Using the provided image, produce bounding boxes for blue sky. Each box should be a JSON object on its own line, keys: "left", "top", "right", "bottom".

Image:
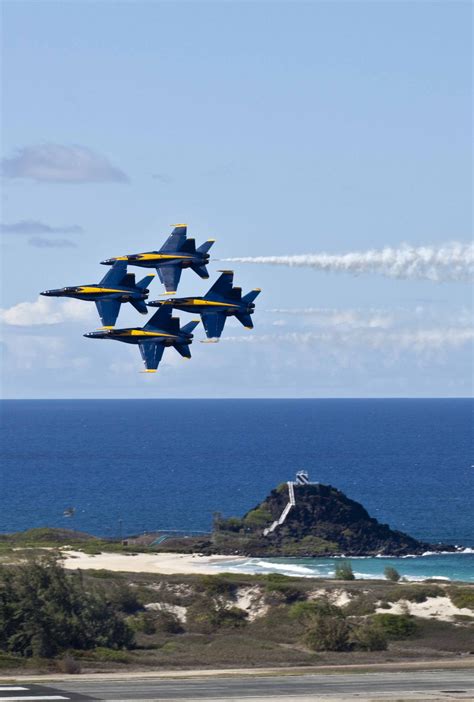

{"left": 1, "top": 1, "right": 472, "bottom": 398}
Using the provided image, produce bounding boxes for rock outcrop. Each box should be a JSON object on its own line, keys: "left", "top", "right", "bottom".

{"left": 212, "top": 482, "right": 455, "bottom": 557}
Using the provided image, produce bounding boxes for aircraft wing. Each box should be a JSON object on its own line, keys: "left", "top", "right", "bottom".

{"left": 201, "top": 312, "right": 227, "bottom": 340}
{"left": 206, "top": 271, "right": 234, "bottom": 298}
{"left": 139, "top": 342, "right": 165, "bottom": 371}
{"left": 95, "top": 299, "right": 121, "bottom": 327}
{"left": 160, "top": 225, "right": 187, "bottom": 252}
{"left": 157, "top": 265, "right": 182, "bottom": 293}
{"left": 99, "top": 260, "right": 128, "bottom": 286}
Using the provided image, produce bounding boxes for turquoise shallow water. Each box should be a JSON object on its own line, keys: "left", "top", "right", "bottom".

{"left": 215, "top": 553, "right": 474, "bottom": 582}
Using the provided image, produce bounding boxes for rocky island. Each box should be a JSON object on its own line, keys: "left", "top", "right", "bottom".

{"left": 211, "top": 478, "right": 455, "bottom": 557}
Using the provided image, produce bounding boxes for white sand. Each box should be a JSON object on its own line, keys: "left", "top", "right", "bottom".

{"left": 60, "top": 550, "right": 243, "bottom": 575}
{"left": 375, "top": 596, "right": 474, "bottom": 622}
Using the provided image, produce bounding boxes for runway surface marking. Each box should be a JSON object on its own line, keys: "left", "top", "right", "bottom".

{"left": 0, "top": 685, "right": 96, "bottom": 702}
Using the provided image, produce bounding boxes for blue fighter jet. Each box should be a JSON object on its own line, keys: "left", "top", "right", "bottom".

{"left": 84, "top": 306, "right": 199, "bottom": 372}
{"left": 100, "top": 225, "right": 214, "bottom": 294}
{"left": 40, "top": 261, "right": 154, "bottom": 328}
{"left": 147, "top": 270, "right": 261, "bottom": 341}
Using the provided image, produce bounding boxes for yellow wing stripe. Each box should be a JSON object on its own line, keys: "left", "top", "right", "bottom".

{"left": 77, "top": 287, "right": 125, "bottom": 294}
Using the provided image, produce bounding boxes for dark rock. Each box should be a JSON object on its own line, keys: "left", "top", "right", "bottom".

{"left": 212, "top": 482, "right": 456, "bottom": 557}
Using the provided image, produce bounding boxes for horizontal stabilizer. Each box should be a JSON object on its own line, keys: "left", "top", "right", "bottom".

{"left": 136, "top": 274, "right": 155, "bottom": 290}
{"left": 130, "top": 299, "right": 148, "bottom": 315}
{"left": 174, "top": 342, "right": 192, "bottom": 359}
{"left": 181, "top": 319, "right": 200, "bottom": 335}
{"left": 196, "top": 240, "right": 215, "bottom": 255}
{"left": 235, "top": 312, "right": 253, "bottom": 329}
{"left": 191, "top": 263, "right": 209, "bottom": 279}
{"left": 242, "top": 289, "right": 261, "bottom": 304}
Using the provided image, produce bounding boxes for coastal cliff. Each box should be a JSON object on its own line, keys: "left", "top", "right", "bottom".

{"left": 212, "top": 482, "right": 454, "bottom": 557}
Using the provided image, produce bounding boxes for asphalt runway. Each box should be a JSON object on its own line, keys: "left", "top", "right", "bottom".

{"left": 8, "top": 668, "right": 472, "bottom": 701}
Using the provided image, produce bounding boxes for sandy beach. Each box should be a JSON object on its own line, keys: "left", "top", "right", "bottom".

{"left": 60, "top": 550, "right": 244, "bottom": 575}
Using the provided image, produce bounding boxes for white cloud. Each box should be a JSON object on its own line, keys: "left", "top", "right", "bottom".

{"left": 0, "top": 296, "right": 93, "bottom": 326}
{"left": 1, "top": 143, "right": 128, "bottom": 183}
{"left": 223, "top": 327, "right": 474, "bottom": 352}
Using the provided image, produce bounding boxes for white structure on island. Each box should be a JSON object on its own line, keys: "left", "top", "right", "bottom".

{"left": 263, "top": 470, "right": 316, "bottom": 536}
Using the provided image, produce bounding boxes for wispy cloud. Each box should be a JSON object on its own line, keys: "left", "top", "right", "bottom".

{"left": 265, "top": 307, "right": 393, "bottom": 329}
{"left": 223, "top": 327, "right": 474, "bottom": 352}
{"left": 0, "top": 296, "right": 93, "bottom": 326}
{"left": 28, "top": 237, "right": 78, "bottom": 248}
{"left": 1, "top": 219, "right": 83, "bottom": 235}
{"left": 222, "top": 243, "right": 474, "bottom": 282}
{"left": 1, "top": 143, "right": 129, "bottom": 183}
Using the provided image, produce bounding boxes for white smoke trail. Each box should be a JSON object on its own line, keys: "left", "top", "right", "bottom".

{"left": 221, "top": 242, "right": 474, "bottom": 282}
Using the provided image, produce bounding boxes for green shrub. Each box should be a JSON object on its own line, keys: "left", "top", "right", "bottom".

{"left": 0, "top": 555, "right": 134, "bottom": 658}
{"left": 128, "top": 612, "right": 157, "bottom": 635}
{"left": 449, "top": 588, "right": 474, "bottom": 611}
{"left": 264, "top": 582, "right": 306, "bottom": 605}
{"left": 243, "top": 507, "right": 273, "bottom": 528}
{"left": 351, "top": 622, "right": 387, "bottom": 651}
{"left": 334, "top": 562, "right": 355, "bottom": 581}
{"left": 56, "top": 654, "right": 81, "bottom": 674}
{"left": 91, "top": 647, "right": 131, "bottom": 663}
{"left": 384, "top": 566, "right": 401, "bottom": 582}
{"left": 386, "top": 584, "right": 443, "bottom": 603}
{"left": 290, "top": 599, "right": 342, "bottom": 623}
{"left": 304, "top": 614, "right": 351, "bottom": 652}
{"left": 372, "top": 613, "right": 417, "bottom": 639}
{"left": 186, "top": 598, "right": 247, "bottom": 633}
{"left": 109, "top": 583, "right": 142, "bottom": 614}
{"left": 198, "top": 575, "right": 236, "bottom": 598}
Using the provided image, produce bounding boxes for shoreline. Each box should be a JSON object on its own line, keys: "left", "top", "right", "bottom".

{"left": 61, "top": 549, "right": 247, "bottom": 575}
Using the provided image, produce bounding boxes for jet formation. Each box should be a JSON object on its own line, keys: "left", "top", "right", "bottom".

{"left": 41, "top": 225, "right": 261, "bottom": 373}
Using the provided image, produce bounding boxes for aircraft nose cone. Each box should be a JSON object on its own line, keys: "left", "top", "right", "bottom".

{"left": 40, "top": 290, "right": 54, "bottom": 296}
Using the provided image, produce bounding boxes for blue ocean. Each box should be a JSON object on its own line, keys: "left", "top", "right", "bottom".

{"left": 1, "top": 399, "right": 473, "bottom": 581}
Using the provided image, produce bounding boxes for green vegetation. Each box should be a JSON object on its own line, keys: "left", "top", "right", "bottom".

{"left": 384, "top": 566, "right": 401, "bottom": 582}
{"left": 0, "top": 556, "right": 134, "bottom": 657}
{"left": 385, "top": 583, "right": 443, "bottom": 603}
{"left": 372, "top": 613, "right": 418, "bottom": 638}
{"left": 0, "top": 548, "right": 471, "bottom": 674}
{"left": 449, "top": 587, "right": 474, "bottom": 611}
{"left": 334, "top": 561, "right": 355, "bottom": 581}
{"left": 350, "top": 621, "right": 388, "bottom": 651}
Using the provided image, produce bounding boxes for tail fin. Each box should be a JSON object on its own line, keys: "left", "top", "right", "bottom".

{"left": 145, "top": 305, "right": 173, "bottom": 330}
{"left": 235, "top": 313, "right": 253, "bottom": 329}
{"left": 191, "top": 263, "right": 210, "bottom": 279}
{"left": 181, "top": 319, "right": 200, "bottom": 335}
{"left": 130, "top": 299, "right": 148, "bottom": 315}
{"left": 173, "top": 342, "right": 192, "bottom": 359}
{"left": 136, "top": 274, "right": 155, "bottom": 290}
{"left": 196, "top": 239, "right": 215, "bottom": 255}
{"left": 242, "top": 288, "right": 261, "bottom": 304}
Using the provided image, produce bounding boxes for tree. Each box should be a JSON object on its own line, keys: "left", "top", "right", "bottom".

{"left": 0, "top": 556, "right": 134, "bottom": 658}
{"left": 384, "top": 566, "right": 401, "bottom": 582}
{"left": 334, "top": 561, "right": 355, "bottom": 581}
